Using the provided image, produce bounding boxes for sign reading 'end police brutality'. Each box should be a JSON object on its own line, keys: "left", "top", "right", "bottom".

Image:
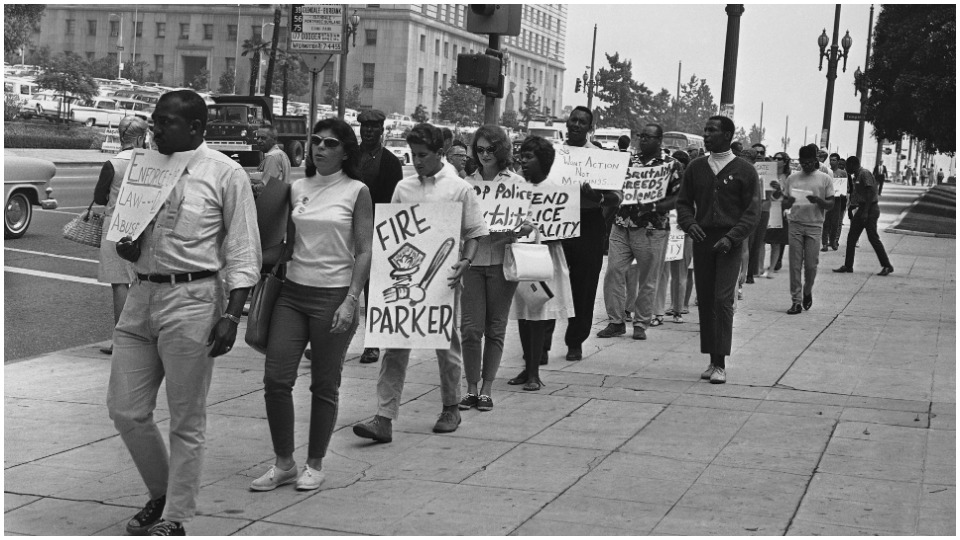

{"left": 106, "top": 149, "right": 192, "bottom": 242}
{"left": 290, "top": 4, "right": 343, "bottom": 53}
{"left": 366, "top": 203, "right": 462, "bottom": 349}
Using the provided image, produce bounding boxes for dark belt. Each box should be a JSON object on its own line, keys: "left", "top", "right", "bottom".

{"left": 136, "top": 270, "right": 217, "bottom": 284}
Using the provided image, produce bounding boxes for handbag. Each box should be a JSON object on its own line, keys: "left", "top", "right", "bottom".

{"left": 256, "top": 178, "right": 291, "bottom": 267}
{"left": 503, "top": 229, "right": 553, "bottom": 282}
{"left": 244, "top": 260, "right": 285, "bottom": 354}
{"left": 63, "top": 201, "right": 105, "bottom": 248}
{"left": 516, "top": 280, "right": 554, "bottom": 309}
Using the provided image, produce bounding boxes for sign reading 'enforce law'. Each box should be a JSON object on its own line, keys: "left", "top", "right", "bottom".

{"left": 105, "top": 149, "right": 192, "bottom": 242}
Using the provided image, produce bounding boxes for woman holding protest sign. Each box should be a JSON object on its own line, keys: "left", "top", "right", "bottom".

{"left": 764, "top": 152, "right": 791, "bottom": 276}
{"left": 459, "top": 125, "right": 526, "bottom": 412}
{"left": 507, "top": 136, "right": 575, "bottom": 391}
{"left": 251, "top": 118, "right": 373, "bottom": 492}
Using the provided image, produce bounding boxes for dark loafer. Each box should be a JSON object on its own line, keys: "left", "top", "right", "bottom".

{"left": 878, "top": 266, "right": 894, "bottom": 276}
{"left": 802, "top": 294, "right": 813, "bottom": 310}
{"left": 787, "top": 303, "right": 803, "bottom": 315}
{"left": 833, "top": 266, "right": 853, "bottom": 273}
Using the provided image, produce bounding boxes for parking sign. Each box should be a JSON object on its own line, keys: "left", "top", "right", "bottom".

{"left": 290, "top": 4, "right": 344, "bottom": 53}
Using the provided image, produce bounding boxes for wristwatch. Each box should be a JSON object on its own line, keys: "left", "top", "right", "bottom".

{"left": 221, "top": 313, "right": 241, "bottom": 324}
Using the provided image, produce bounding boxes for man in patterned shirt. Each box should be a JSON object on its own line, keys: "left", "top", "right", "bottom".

{"left": 598, "top": 123, "right": 683, "bottom": 341}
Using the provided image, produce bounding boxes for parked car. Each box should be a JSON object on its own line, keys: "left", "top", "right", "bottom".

{"left": 19, "top": 91, "right": 78, "bottom": 121}
{"left": 112, "top": 97, "right": 154, "bottom": 122}
{"left": 70, "top": 97, "right": 127, "bottom": 127}
{"left": 384, "top": 138, "right": 412, "bottom": 165}
{"left": 4, "top": 157, "right": 59, "bottom": 238}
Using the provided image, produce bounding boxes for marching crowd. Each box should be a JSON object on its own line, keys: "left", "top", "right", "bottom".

{"left": 92, "top": 89, "right": 892, "bottom": 535}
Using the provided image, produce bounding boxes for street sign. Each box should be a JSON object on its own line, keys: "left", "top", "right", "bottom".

{"left": 844, "top": 112, "right": 865, "bottom": 121}
{"left": 290, "top": 4, "right": 344, "bottom": 53}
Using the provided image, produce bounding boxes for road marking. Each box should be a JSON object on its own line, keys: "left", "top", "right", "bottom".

{"left": 4, "top": 247, "right": 99, "bottom": 264}
{"left": 4, "top": 266, "right": 108, "bottom": 287}
{"left": 39, "top": 209, "right": 85, "bottom": 216}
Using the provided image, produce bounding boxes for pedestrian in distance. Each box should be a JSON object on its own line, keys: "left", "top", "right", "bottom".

{"left": 447, "top": 140, "right": 469, "bottom": 178}
{"left": 250, "top": 125, "right": 291, "bottom": 200}
{"left": 834, "top": 155, "right": 894, "bottom": 276}
{"left": 676, "top": 115, "right": 760, "bottom": 384}
{"left": 874, "top": 163, "right": 888, "bottom": 196}
{"left": 93, "top": 115, "right": 149, "bottom": 355}
{"left": 937, "top": 168, "right": 945, "bottom": 185}
{"left": 617, "top": 134, "right": 632, "bottom": 152}
{"left": 777, "top": 144, "right": 834, "bottom": 314}
{"left": 250, "top": 125, "right": 294, "bottom": 278}
{"left": 459, "top": 125, "right": 525, "bottom": 412}
{"left": 672, "top": 149, "right": 697, "bottom": 314}
{"left": 352, "top": 123, "right": 488, "bottom": 443}
{"left": 507, "top": 136, "right": 576, "bottom": 391}
{"left": 251, "top": 118, "right": 373, "bottom": 493}
{"left": 736, "top": 147, "right": 760, "bottom": 298}
{"left": 108, "top": 90, "right": 262, "bottom": 536}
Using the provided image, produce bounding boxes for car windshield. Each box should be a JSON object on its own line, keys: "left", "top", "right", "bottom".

{"left": 384, "top": 140, "right": 406, "bottom": 147}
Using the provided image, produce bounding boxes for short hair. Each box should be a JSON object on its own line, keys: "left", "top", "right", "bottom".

{"left": 829, "top": 153, "right": 841, "bottom": 161}
{"left": 644, "top": 123, "right": 663, "bottom": 138}
{"left": 472, "top": 124, "right": 512, "bottom": 171}
{"left": 845, "top": 155, "right": 860, "bottom": 170}
{"left": 441, "top": 127, "right": 453, "bottom": 142}
{"left": 305, "top": 117, "right": 361, "bottom": 180}
{"left": 570, "top": 105, "right": 594, "bottom": 127}
{"left": 671, "top": 150, "right": 691, "bottom": 166}
{"left": 751, "top": 142, "right": 766, "bottom": 152}
{"left": 118, "top": 116, "right": 149, "bottom": 146}
{"left": 158, "top": 90, "right": 208, "bottom": 131}
{"left": 406, "top": 123, "right": 445, "bottom": 152}
{"left": 708, "top": 115, "right": 736, "bottom": 137}
{"left": 731, "top": 141, "right": 744, "bottom": 152}
{"left": 617, "top": 135, "right": 631, "bottom": 150}
{"left": 519, "top": 136, "right": 556, "bottom": 176}
{"left": 257, "top": 125, "right": 278, "bottom": 139}
{"left": 450, "top": 140, "right": 467, "bottom": 152}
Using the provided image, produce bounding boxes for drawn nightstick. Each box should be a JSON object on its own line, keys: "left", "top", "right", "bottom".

{"left": 383, "top": 237, "right": 456, "bottom": 304}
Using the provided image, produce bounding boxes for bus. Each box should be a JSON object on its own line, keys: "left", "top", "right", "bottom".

{"left": 662, "top": 131, "right": 705, "bottom": 155}
{"left": 592, "top": 128, "right": 631, "bottom": 150}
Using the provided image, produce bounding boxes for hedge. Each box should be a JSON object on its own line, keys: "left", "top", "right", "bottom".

{"left": 4, "top": 121, "right": 105, "bottom": 149}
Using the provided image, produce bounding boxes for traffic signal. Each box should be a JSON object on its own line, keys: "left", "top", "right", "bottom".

{"left": 457, "top": 53, "right": 503, "bottom": 98}
{"left": 466, "top": 4, "right": 522, "bottom": 35}
{"left": 575, "top": 78, "right": 582, "bottom": 93}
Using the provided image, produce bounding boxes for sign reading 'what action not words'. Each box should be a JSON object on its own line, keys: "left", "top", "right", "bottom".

{"left": 366, "top": 203, "right": 462, "bottom": 349}
{"left": 552, "top": 145, "right": 631, "bottom": 190}
{"left": 106, "top": 149, "right": 192, "bottom": 242}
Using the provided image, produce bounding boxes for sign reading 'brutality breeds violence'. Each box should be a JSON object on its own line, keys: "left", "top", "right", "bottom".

{"left": 621, "top": 161, "right": 671, "bottom": 205}
{"left": 551, "top": 145, "right": 631, "bottom": 190}
{"left": 106, "top": 149, "right": 192, "bottom": 242}
{"left": 366, "top": 203, "right": 462, "bottom": 349}
{"left": 467, "top": 179, "right": 581, "bottom": 240}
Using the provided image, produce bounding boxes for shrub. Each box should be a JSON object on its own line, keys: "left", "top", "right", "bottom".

{"left": 3, "top": 120, "right": 104, "bottom": 149}
{"left": 4, "top": 94, "right": 24, "bottom": 121}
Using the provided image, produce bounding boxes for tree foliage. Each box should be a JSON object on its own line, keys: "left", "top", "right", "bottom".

{"left": 4, "top": 5, "right": 45, "bottom": 59}
{"left": 241, "top": 35, "right": 268, "bottom": 96}
{"left": 324, "top": 82, "right": 362, "bottom": 109}
{"left": 187, "top": 68, "right": 210, "bottom": 91}
{"left": 122, "top": 60, "right": 149, "bottom": 84}
{"left": 519, "top": 79, "right": 541, "bottom": 126}
{"left": 500, "top": 109, "right": 520, "bottom": 130}
{"left": 864, "top": 4, "right": 955, "bottom": 153}
{"left": 412, "top": 104, "right": 429, "bottom": 123}
{"left": 88, "top": 57, "right": 119, "bottom": 80}
{"left": 218, "top": 70, "right": 236, "bottom": 94}
{"left": 438, "top": 73, "right": 483, "bottom": 125}
{"left": 674, "top": 75, "right": 717, "bottom": 134}
{"left": 748, "top": 124, "right": 766, "bottom": 146}
{"left": 734, "top": 127, "right": 749, "bottom": 146}
{"left": 34, "top": 52, "right": 98, "bottom": 123}
{"left": 593, "top": 53, "right": 654, "bottom": 132}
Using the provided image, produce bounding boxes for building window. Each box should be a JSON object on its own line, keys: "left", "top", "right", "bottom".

{"left": 433, "top": 71, "right": 438, "bottom": 96}
{"left": 554, "top": 74, "right": 558, "bottom": 88}
{"left": 419, "top": 34, "right": 425, "bottom": 52}
{"left": 203, "top": 24, "right": 214, "bottom": 40}
{"left": 156, "top": 22, "right": 165, "bottom": 38}
{"left": 417, "top": 68, "right": 424, "bottom": 94}
{"left": 443, "top": 42, "right": 448, "bottom": 58}
{"left": 365, "top": 29, "right": 377, "bottom": 45}
{"left": 442, "top": 73, "right": 447, "bottom": 90}
{"left": 252, "top": 25, "right": 261, "bottom": 38}
{"left": 228, "top": 24, "right": 237, "bottom": 39}
{"left": 452, "top": 44, "right": 457, "bottom": 57}
{"left": 225, "top": 57, "right": 235, "bottom": 74}
{"left": 362, "top": 63, "right": 375, "bottom": 88}
{"left": 135, "top": 21, "right": 142, "bottom": 37}
{"left": 65, "top": 19, "right": 75, "bottom": 35}
{"left": 323, "top": 68, "right": 334, "bottom": 86}
{"left": 180, "top": 23, "right": 190, "bottom": 39}
{"left": 155, "top": 54, "right": 164, "bottom": 70}
{"left": 110, "top": 20, "right": 119, "bottom": 37}
{"left": 435, "top": 38, "right": 440, "bottom": 56}
{"left": 88, "top": 20, "right": 97, "bottom": 36}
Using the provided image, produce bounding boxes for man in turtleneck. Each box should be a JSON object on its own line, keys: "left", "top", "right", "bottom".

{"left": 676, "top": 116, "right": 759, "bottom": 384}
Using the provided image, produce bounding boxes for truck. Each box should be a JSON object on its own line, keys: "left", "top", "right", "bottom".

{"left": 526, "top": 119, "right": 565, "bottom": 145}
{"left": 204, "top": 95, "right": 308, "bottom": 167}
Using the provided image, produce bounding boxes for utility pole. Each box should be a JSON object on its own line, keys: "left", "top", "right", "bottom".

{"left": 719, "top": 4, "right": 744, "bottom": 119}
{"left": 674, "top": 61, "right": 681, "bottom": 130}
{"left": 783, "top": 115, "right": 789, "bottom": 152}
{"left": 587, "top": 24, "right": 597, "bottom": 109}
{"left": 856, "top": 4, "right": 875, "bottom": 162}
{"left": 759, "top": 101, "right": 764, "bottom": 141}
{"left": 817, "top": 5, "right": 852, "bottom": 150}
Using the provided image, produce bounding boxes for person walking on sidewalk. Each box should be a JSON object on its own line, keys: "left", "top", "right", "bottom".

{"left": 93, "top": 116, "right": 149, "bottom": 355}
{"left": 352, "top": 123, "right": 488, "bottom": 443}
{"left": 458, "top": 125, "right": 524, "bottom": 412}
{"left": 676, "top": 116, "right": 760, "bottom": 385}
{"left": 834, "top": 155, "right": 894, "bottom": 276}
{"left": 597, "top": 123, "right": 682, "bottom": 341}
{"left": 778, "top": 144, "right": 834, "bottom": 315}
{"left": 251, "top": 119, "right": 373, "bottom": 493}
{"left": 108, "top": 90, "right": 261, "bottom": 536}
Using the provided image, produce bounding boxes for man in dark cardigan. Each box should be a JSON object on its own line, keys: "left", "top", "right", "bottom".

{"left": 676, "top": 116, "right": 760, "bottom": 384}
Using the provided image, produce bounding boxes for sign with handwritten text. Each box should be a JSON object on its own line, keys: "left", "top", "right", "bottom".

{"left": 665, "top": 210, "right": 686, "bottom": 262}
{"left": 467, "top": 179, "right": 530, "bottom": 232}
{"left": 552, "top": 145, "right": 631, "bottom": 190}
{"left": 621, "top": 161, "right": 671, "bottom": 205}
{"left": 522, "top": 183, "right": 581, "bottom": 241}
{"left": 755, "top": 162, "right": 779, "bottom": 191}
{"left": 106, "top": 149, "right": 192, "bottom": 241}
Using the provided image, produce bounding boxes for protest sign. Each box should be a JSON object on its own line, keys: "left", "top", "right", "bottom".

{"left": 755, "top": 162, "right": 779, "bottom": 191}
{"left": 551, "top": 145, "right": 631, "bottom": 190}
{"left": 621, "top": 161, "right": 671, "bottom": 205}
{"left": 106, "top": 149, "right": 192, "bottom": 242}
{"left": 521, "top": 182, "right": 581, "bottom": 241}
{"left": 366, "top": 203, "right": 462, "bottom": 349}
{"left": 665, "top": 210, "right": 686, "bottom": 262}
{"left": 832, "top": 174, "right": 848, "bottom": 195}
{"left": 467, "top": 179, "right": 530, "bottom": 232}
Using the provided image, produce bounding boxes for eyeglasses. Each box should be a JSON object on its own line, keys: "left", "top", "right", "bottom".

{"left": 475, "top": 145, "right": 498, "bottom": 156}
{"left": 448, "top": 153, "right": 467, "bottom": 159}
{"left": 310, "top": 135, "right": 342, "bottom": 148}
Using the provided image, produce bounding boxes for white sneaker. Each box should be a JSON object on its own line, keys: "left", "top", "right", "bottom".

{"left": 250, "top": 464, "right": 298, "bottom": 491}
{"left": 710, "top": 367, "right": 727, "bottom": 384}
{"left": 701, "top": 364, "right": 715, "bottom": 380}
{"left": 296, "top": 464, "right": 325, "bottom": 491}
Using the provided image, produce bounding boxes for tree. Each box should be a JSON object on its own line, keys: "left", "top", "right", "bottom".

{"left": 24, "top": 45, "right": 51, "bottom": 68}
{"left": 218, "top": 70, "right": 236, "bottom": 94}
{"left": 241, "top": 35, "right": 268, "bottom": 95}
{"left": 519, "top": 79, "right": 541, "bottom": 126}
{"left": 34, "top": 52, "right": 98, "bottom": 123}
{"left": 4, "top": 5, "right": 45, "bottom": 61}
{"left": 748, "top": 124, "right": 766, "bottom": 146}
{"left": 145, "top": 70, "right": 164, "bottom": 85}
{"left": 734, "top": 127, "right": 749, "bottom": 146}
{"left": 263, "top": 7, "right": 283, "bottom": 97}
{"left": 412, "top": 104, "right": 429, "bottom": 123}
{"left": 187, "top": 68, "right": 210, "bottom": 91}
{"left": 593, "top": 52, "right": 654, "bottom": 132}
{"left": 864, "top": 4, "right": 955, "bottom": 153}
{"left": 121, "top": 60, "right": 149, "bottom": 84}
{"left": 437, "top": 73, "right": 484, "bottom": 125}
{"left": 324, "top": 82, "right": 362, "bottom": 109}
{"left": 675, "top": 75, "right": 717, "bottom": 134}
{"left": 647, "top": 88, "right": 674, "bottom": 130}
{"left": 500, "top": 109, "right": 520, "bottom": 130}
{"left": 88, "top": 57, "right": 119, "bottom": 80}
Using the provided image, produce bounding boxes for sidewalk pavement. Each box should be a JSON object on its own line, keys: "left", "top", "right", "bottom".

{"left": 5, "top": 207, "right": 956, "bottom": 536}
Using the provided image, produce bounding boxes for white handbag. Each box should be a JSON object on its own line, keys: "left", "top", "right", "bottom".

{"left": 503, "top": 229, "right": 553, "bottom": 282}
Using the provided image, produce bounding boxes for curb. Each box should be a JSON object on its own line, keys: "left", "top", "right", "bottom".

{"left": 884, "top": 187, "right": 956, "bottom": 239}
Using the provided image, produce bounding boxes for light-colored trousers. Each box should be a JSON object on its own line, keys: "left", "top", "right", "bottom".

{"left": 603, "top": 225, "right": 669, "bottom": 329}
{"left": 788, "top": 221, "right": 823, "bottom": 304}
{"left": 107, "top": 278, "right": 222, "bottom": 523}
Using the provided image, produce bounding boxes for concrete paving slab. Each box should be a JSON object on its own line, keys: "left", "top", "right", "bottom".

{"left": 3, "top": 494, "right": 39, "bottom": 513}
{"left": 785, "top": 518, "right": 902, "bottom": 535}
{"left": 533, "top": 492, "right": 669, "bottom": 533}
{"left": 651, "top": 505, "right": 789, "bottom": 535}
{"left": 619, "top": 406, "right": 751, "bottom": 461}
{"left": 805, "top": 472, "right": 922, "bottom": 506}
{"left": 792, "top": 496, "right": 919, "bottom": 534}
{"left": 3, "top": 498, "right": 136, "bottom": 535}
{"left": 527, "top": 401, "right": 663, "bottom": 450}
{"left": 461, "top": 442, "right": 607, "bottom": 493}
{"left": 234, "top": 522, "right": 360, "bottom": 535}
{"left": 512, "top": 516, "right": 643, "bottom": 535}
{"left": 816, "top": 452, "right": 924, "bottom": 483}
{"left": 675, "top": 482, "right": 799, "bottom": 518}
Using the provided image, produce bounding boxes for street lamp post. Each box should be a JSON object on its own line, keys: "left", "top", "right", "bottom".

{"left": 853, "top": 4, "right": 876, "bottom": 165}
{"left": 719, "top": 4, "right": 744, "bottom": 119}
{"left": 337, "top": 8, "right": 361, "bottom": 120}
{"left": 109, "top": 13, "right": 124, "bottom": 80}
{"left": 817, "top": 5, "right": 852, "bottom": 150}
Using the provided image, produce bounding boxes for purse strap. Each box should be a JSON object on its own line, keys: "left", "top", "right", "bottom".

{"left": 512, "top": 222, "right": 542, "bottom": 244}
{"left": 83, "top": 200, "right": 96, "bottom": 220}
{"left": 268, "top": 198, "right": 297, "bottom": 277}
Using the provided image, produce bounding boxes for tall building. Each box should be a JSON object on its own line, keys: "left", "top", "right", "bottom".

{"left": 25, "top": 4, "right": 566, "bottom": 119}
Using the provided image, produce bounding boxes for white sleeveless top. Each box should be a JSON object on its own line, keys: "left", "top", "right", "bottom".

{"left": 287, "top": 171, "right": 365, "bottom": 288}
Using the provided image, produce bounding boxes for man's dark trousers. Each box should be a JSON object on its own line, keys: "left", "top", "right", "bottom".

{"left": 557, "top": 208, "right": 605, "bottom": 349}
{"left": 692, "top": 228, "right": 741, "bottom": 355}
{"left": 844, "top": 204, "right": 891, "bottom": 269}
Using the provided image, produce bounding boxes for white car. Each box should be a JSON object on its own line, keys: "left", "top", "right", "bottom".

{"left": 20, "top": 91, "right": 77, "bottom": 120}
{"left": 384, "top": 138, "right": 411, "bottom": 165}
{"left": 70, "top": 97, "right": 127, "bottom": 127}
{"left": 4, "top": 157, "right": 59, "bottom": 238}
